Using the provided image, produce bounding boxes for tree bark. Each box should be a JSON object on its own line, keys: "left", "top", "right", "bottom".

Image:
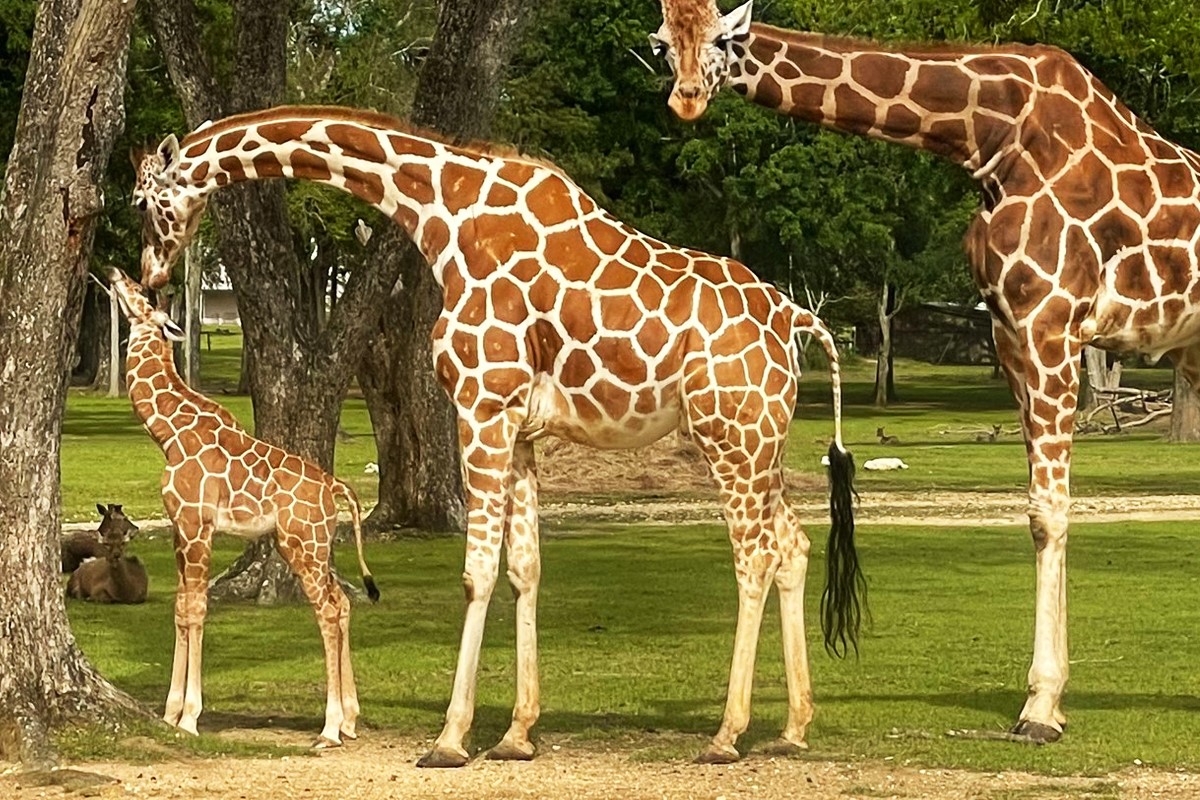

{"left": 147, "top": 0, "right": 404, "bottom": 600}
{"left": 359, "top": 0, "right": 532, "bottom": 534}
{"left": 1170, "top": 367, "right": 1200, "bottom": 443}
{"left": 873, "top": 282, "right": 900, "bottom": 408}
{"left": 0, "top": 0, "right": 142, "bottom": 766}
{"left": 1082, "top": 346, "right": 1122, "bottom": 412}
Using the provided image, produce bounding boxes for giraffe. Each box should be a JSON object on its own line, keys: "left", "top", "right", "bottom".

{"left": 653, "top": 0, "right": 1200, "bottom": 742}
{"left": 106, "top": 267, "right": 379, "bottom": 747}
{"left": 130, "top": 105, "right": 862, "bottom": 765}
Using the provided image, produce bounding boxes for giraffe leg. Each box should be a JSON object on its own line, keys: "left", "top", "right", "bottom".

{"left": 687, "top": 394, "right": 787, "bottom": 764}
{"left": 999, "top": 322, "right": 1079, "bottom": 743}
{"left": 167, "top": 520, "right": 213, "bottom": 736}
{"left": 487, "top": 440, "right": 541, "bottom": 761}
{"left": 769, "top": 501, "right": 813, "bottom": 753}
{"left": 419, "top": 410, "right": 521, "bottom": 769}
{"left": 274, "top": 516, "right": 348, "bottom": 748}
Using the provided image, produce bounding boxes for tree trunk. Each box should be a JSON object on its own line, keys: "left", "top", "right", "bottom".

{"left": 182, "top": 241, "right": 202, "bottom": 386}
{"left": 1082, "top": 345, "right": 1122, "bottom": 411}
{"left": 0, "top": 0, "right": 142, "bottom": 766}
{"left": 874, "top": 282, "right": 899, "bottom": 408}
{"left": 72, "top": 282, "right": 102, "bottom": 386}
{"left": 1170, "top": 367, "right": 1200, "bottom": 443}
{"left": 359, "top": 0, "right": 532, "bottom": 534}
{"left": 147, "top": 0, "right": 404, "bottom": 599}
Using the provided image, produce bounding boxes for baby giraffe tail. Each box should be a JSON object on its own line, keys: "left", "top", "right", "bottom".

{"left": 330, "top": 479, "right": 380, "bottom": 602}
{"left": 793, "top": 309, "right": 865, "bottom": 657}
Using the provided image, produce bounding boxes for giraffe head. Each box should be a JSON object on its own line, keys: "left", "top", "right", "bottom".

{"left": 131, "top": 134, "right": 209, "bottom": 291}
{"left": 107, "top": 267, "right": 186, "bottom": 342}
{"left": 651, "top": 0, "right": 754, "bottom": 120}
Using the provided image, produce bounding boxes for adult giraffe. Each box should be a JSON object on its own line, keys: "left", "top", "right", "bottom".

{"left": 132, "top": 105, "right": 861, "bottom": 765}
{"left": 652, "top": 0, "right": 1200, "bottom": 742}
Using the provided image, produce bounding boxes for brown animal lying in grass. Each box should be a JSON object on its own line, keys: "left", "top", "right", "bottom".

{"left": 61, "top": 503, "right": 135, "bottom": 573}
{"left": 66, "top": 505, "right": 148, "bottom": 604}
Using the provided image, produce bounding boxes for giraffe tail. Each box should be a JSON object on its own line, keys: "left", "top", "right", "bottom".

{"left": 792, "top": 308, "right": 865, "bottom": 657}
{"left": 331, "top": 480, "right": 380, "bottom": 603}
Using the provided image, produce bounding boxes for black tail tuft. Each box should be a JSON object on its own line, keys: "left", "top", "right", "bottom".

{"left": 821, "top": 442, "right": 866, "bottom": 658}
{"left": 364, "top": 574, "right": 380, "bottom": 603}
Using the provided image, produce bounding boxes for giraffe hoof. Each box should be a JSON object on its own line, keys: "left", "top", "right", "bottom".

{"left": 694, "top": 744, "right": 741, "bottom": 764}
{"left": 1011, "top": 719, "right": 1062, "bottom": 744}
{"left": 417, "top": 747, "right": 470, "bottom": 768}
{"left": 339, "top": 728, "right": 358, "bottom": 741}
{"left": 760, "top": 737, "right": 809, "bottom": 756}
{"left": 486, "top": 739, "right": 535, "bottom": 761}
{"left": 312, "top": 735, "right": 343, "bottom": 750}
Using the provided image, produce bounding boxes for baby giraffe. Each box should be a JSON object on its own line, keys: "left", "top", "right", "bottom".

{"left": 67, "top": 505, "right": 148, "bottom": 604}
{"left": 107, "top": 267, "right": 378, "bottom": 747}
{"left": 61, "top": 503, "right": 134, "bottom": 573}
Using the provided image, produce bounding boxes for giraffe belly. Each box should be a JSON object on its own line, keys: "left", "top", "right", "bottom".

{"left": 522, "top": 374, "right": 682, "bottom": 450}
{"left": 213, "top": 504, "right": 277, "bottom": 536}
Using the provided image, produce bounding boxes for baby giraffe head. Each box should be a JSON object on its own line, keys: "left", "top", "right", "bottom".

{"left": 651, "top": 0, "right": 754, "bottom": 120}
{"left": 107, "top": 267, "right": 186, "bottom": 342}
{"left": 131, "top": 135, "right": 209, "bottom": 291}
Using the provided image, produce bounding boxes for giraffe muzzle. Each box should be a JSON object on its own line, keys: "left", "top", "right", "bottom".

{"left": 669, "top": 90, "right": 709, "bottom": 121}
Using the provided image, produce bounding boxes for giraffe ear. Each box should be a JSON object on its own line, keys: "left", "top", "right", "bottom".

{"left": 156, "top": 134, "right": 181, "bottom": 183}
{"left": 720, "top": 0, "right": 754, "bottom": 40}
{"left": 162, "top": 318, "right": 186, "bottom": 342}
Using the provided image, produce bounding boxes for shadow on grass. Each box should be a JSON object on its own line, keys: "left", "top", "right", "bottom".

{"left": 838, "top": 688, "right": 1200, "bottom": 716}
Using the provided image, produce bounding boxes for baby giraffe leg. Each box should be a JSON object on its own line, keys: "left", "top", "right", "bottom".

{"left": 274, "top": 519, "right": 347, "bottom": 748}
{"left": 167, "top": 522, "right": 213, "bottom": 736}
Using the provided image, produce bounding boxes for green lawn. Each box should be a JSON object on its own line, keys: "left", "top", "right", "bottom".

{"left": 64, "top": 519, "right": 1200, "bottom": 773}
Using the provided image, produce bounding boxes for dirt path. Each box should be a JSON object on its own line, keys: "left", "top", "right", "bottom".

{"left": 4, "top": 733, "right": 1198, "bottom": 800}
{"left": 540, "top": 490, "right": 1200, "bottom": 528}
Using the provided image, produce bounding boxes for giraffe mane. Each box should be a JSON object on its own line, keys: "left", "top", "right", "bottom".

{"left": 178, "top": 105, "right": 570, "bottom": 178}
{"left": 749, "top": 22, "right": 1057, "bottom": 59}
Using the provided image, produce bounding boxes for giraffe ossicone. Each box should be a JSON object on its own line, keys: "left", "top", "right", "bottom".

{"left": 133, "top": 105, "right": 862, "bottom": 765}
{"left": 656, "top": 0, "right": 1200, "bottom": 743}
{"left": 108, "top": 267, "right": 378, "bottom": 747}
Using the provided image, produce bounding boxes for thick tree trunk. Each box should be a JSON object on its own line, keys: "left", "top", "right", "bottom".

{"left": 359, "top": 0, "right": 532, "bottom": 534}
{"left": 1170, "top": 367, "right": 1200, "bottom": 443}
{"left": 147, "top": 0, "right": 403, "bottom": 599}
{"left": 0, "top": 0, "right": 142, "bottom": 766}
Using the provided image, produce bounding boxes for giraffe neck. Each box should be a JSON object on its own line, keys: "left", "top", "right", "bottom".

{"left": 173, "top": 106, "right": 492, "bottom": 263}
{"left": 125, "top": 324, "right": 239, "bottom": 448}
{"left": 728, "top": 24, "right": 1048, "bottom": 173}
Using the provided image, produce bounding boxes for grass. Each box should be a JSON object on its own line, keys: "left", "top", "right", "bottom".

{"left": 62, "top": 518, "right": 1200, "bottom": 774}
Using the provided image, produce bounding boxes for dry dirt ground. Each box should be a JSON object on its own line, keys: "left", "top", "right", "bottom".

{"left": 28, "top": 437, "right": 1200, "bottom": 799}
{"left": 5, "top": 732, "right": 1200, "bottom": 800}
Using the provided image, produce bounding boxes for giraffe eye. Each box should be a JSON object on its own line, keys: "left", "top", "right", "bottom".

{"left": 649, "top": 36, "right": 668, "bottom": 58}
{"left": 714, "top": 34, "right": 731, "bottom": 49}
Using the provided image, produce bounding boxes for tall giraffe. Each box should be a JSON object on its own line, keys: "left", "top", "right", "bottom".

{"left": 106, "top": 267, "right": 379, "bottom": 747}
{"left": 653, "top": 0, "right": 1200, "bottom": 742}
{"left": 132, "top": 105, "right": 861, "bottom": 765}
